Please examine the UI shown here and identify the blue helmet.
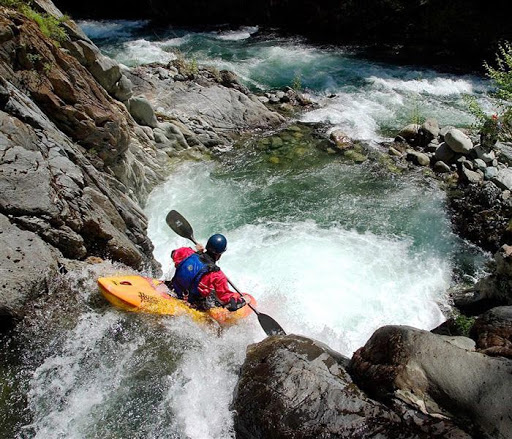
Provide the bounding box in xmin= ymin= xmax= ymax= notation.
xmin=206 ymin=234 xmax=227 ymax=255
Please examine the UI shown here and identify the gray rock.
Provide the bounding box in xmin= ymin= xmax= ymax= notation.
xmin=439 ymin=125 xmax=456 ymax=139
xmin=433 ymin=160 xmax=451 ymax=173
xmin=111 ymin=74 xmax=133 ymax=102
xmin=434 ymin=142 xmax=455 ymax=163
xmin=0 ymin=213 xmax=59 ymax=320
xmin=398 ymin=123 xmax=420 ymax=142
xmin=128 ymin=96 xmax=158 ymax=128
xmin=473 ymin=158 xmax=487 ymax=170
xmin=233 ymin=334 xmax=467 ymax=438
xmin=406 ymin=150 xmax=430 ymax=166
xmin=445 ymin=128 xmax=473 ymax=154
xmin=474 ymin=144 xmax=496 ymax=163
xmin=496 ymin=142 xmax=512 ymax=166
xmin=88 ymin=54 xmax=122 ymax=94
xmin=484 ymin=166 xmax=498 ymax=180
xmin=492 ymin=168 xmax=512 ymax=191
xmin=351 ymin=325 xmax=512 ymax=439
xmin=461 ymin=166 xmax=484 ymax=184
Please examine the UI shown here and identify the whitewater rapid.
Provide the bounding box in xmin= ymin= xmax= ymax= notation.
xmin=7 ymin=21 xmax=493 ymax=439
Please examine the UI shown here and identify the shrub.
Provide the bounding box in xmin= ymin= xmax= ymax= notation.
xmin=465 ymin=41 xmax=512 ymax=143
xmin=20 ymin=5 xmax=68 ymax=45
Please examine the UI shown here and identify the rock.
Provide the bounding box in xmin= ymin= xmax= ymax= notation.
xmin=128 ymin=95 xmax=158 ymax=128
xmin=330 ymin=129 xmax=353 ymax=151
xmin=406 ymin=150 xmax=430 ymax=166
xmin=492 ymin=168 xmax=512 ymax=191
xmin=445 ymin=128 xmax=473 ymax=154
xmin=433 ymin=160 xmax=451 ymax=173
xmin=258 ymin=96 xmax=269 ymax=104
xmin=233 ymin=334 xmax=467 ymax=438
xmin=495 ymin=142 xmax=512 ymax=166
xmin=439 ymin=125 xmax=456 ymax=139
xmin=471 ymin=306 xmax=512 ymax=358
xmin=388 ymin=146 xmax=403 ymax=157
xmin=434 ymin=142 xmax=455 ymax=163
xmin=88 ymin=54 xmax=122 ymax=94
xmin=398 ymin=123 xmax=419 ymax=144
xmin=350 ymin=325 xmax=512 ymax=439
xmin=418 ymin=118 xmax=439 ymax=146
xmin=474 ymin=144 xmax=496 ymax=163
xmin=0 ymin=213 xmax=59 ymax=323
xmin=484 ymin=166 xmax=498 ymax=180
xmin=473 ymin=158 xmax=487 ymax=170
xmin=111 ymin=74 xmax=133 ymax=102
xmin=461 ymin=166 xmax=483 ymax=184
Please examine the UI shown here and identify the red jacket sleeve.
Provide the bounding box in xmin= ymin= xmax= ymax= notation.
xmin=198 ymin=270 xmax=242 ymax=304
xmin=171 ymin=247 xmax=195 ymax=266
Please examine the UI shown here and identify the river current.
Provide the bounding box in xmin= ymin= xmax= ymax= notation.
xmin=0 ymin=21 xmax=493 ymax=438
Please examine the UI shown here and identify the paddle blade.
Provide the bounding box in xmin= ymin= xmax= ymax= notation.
xmin=166 ymin=210 xmax=195 ymax=242
xmin=257 ymin=312 xmax=286 ymax=336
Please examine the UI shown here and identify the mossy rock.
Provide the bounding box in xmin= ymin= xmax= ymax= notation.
xmin=343 ymin=149 xmax=367 ymax=163
xmin=268 ymin=156 xmax=280 ymax=164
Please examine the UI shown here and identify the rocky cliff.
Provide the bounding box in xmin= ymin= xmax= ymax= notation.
xmin=0 ymin=1 xmax=284 ymax=326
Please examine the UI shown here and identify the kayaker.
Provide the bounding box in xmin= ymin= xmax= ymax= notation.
xmin=170 ymin=233 xmax=247 ymax=312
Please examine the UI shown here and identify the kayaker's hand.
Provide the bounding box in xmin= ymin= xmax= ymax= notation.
xmin=195 ymin=243 xmax=205 ymax=253
xmin=226 ymin=296 xmax=246 ymax=312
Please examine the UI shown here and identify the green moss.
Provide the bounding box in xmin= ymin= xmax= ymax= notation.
xmin=454 ymin=314 xmax=475 ymax=337
xmin=20 ymin=5 xmax=68 ymax=45
xmin=343 ymin=149 xmax=367 ymax=163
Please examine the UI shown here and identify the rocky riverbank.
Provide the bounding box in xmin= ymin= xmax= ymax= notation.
xmin=2 ymin=2 xmax=512 ymax=438
xmin=0 ymin=0 xmax=285 ymax=326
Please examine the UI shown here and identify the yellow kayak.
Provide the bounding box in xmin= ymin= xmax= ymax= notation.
xmin=98 ymin=275 xmax=254 ymax=326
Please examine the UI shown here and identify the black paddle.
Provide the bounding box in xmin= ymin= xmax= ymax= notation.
xmin=165 ymin=210 xmax=286 ymax=336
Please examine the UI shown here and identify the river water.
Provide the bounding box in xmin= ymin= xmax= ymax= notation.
xmin=1 ymin=21 xmax=492 ymax=439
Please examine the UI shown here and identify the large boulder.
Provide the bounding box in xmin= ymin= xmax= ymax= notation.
xmin=444 ymin=128 xmax=473 ymax=154
xmin=0 ymin=213 xmax=59 ymax=325
xmin=471 ymin=306 xmax=512 ymax=358
xmin=233 ymin=334 xmax=470 ymax=438
xmin=350 ymin=325 xmax=512 ymax=439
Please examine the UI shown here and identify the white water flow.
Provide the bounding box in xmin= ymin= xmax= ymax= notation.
xmin=1 ymin=22 xmax=493 ymax=439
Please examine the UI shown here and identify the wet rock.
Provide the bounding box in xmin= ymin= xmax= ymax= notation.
xmin=406 ymin=150 xmax=430 ymax=166
xmin=330 ymin=129 xmax=353 ymax=151
xmin=434 ymin=142 xmax=455 ymax=163
xmin=0 ymin=213 xmax=59 ymax=322
xmin=233 ymin=334 xmax=467 ymax=439
xmin=398 ymin=123 xmax=419 ymax=144
xmin=471 ymin=306 xmax=512 ymax=358
xmin=350 ymin=325 xmax=512 ymax=439
xmin=433 ymin=160 xmax=451 ymax=173
xmin=445 ymin=128 xmax=473 ymax=154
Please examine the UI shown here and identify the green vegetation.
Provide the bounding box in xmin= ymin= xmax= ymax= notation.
xmin=454 ymin=314 xmax=475 ymax=337
xmin=465 ymin=41 xmax=512 ymax=143
xmin=0 ymin=0 xmax=68 ymax=46
xmin=172 ymin=49 xmax=199 ymax=77
xmin=291 ymin=73 xmax=302 ymax=91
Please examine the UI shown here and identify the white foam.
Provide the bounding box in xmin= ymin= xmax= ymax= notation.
xmin=215 ymin=26 xmax=259 ymax=41
xmin=116 ymin=39 xmax=177 ymax=66
xmin=368 ymin=76 xmax=475 ymax=96
xmin=146 ymin=161 xmax=450 ymax=356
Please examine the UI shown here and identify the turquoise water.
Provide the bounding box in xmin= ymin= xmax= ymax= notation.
xmin=0 ymin=22 xmax=491 ymax=439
